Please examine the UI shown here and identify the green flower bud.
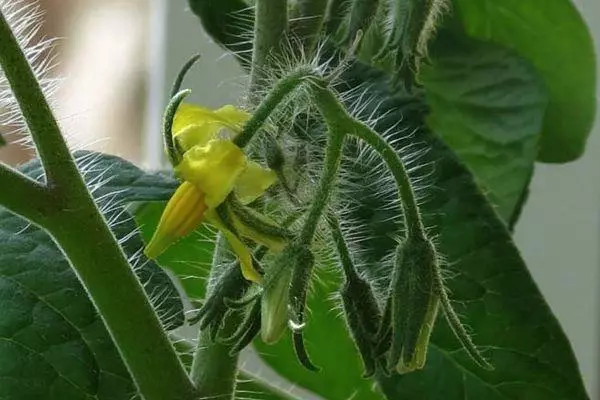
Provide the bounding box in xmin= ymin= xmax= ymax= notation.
xmin=388 ymin=235 xmax=440 ymax=373
xmin=261 ymin=244 xmax=312 ymax=344
xmin=261 ymin=265 xmax=292 ymax=344
xmin=341 ymin=276 xmax=382 ymax=377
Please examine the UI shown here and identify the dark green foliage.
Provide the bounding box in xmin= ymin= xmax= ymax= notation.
xmin=0 ymin=152 xmax=184 ymax=400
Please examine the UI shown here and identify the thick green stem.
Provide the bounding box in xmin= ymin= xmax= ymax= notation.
xmin=191 ymin=329 xmax=239 ymax=399
xmin=190 ymin=236 xmax=240 ymax=399
xmin=0 ymin=10 xmax=195 ymax=400
xmin=235 ymin=68 xmax=315 ymax=148
xmin=48 ymin=212 xmax=196 ymax=400
xmin=249 ymin=0 xmax=288 ymax=95
xmin=0 ymin=163 xmax=53 ymax=226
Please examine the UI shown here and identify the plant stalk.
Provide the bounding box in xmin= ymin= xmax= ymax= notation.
xmin=0 ymin=9 xmax=196 ymax=400
xmin=249 ymin=0 xmax=288 ymax=95
xmin=190 ymin=236 xmax=240 ymax=399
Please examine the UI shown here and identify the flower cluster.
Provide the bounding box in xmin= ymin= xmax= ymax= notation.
xmin=144 ymin=103 xmax=284 ymax=283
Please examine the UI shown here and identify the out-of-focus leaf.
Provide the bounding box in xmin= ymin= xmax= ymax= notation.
xmin=422 ymin=32 xmax=547 ymax=222
xmin=452 ymin=0 xmax=596 ymax=163
xmin=188 ymin=0 xmax=254 ymax=68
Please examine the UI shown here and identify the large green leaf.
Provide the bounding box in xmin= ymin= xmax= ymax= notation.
xmin=255 ymin=63 xmax=588 ymax=399
xmin=0 ymin=152 xmax=184 ymax=399
xmin=452 ymin=0 xmax=596 ymax=163
xmin=422 ymin=32 xmax=547 ymax=223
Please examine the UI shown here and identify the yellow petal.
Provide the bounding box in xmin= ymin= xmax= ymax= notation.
xmin=234 ymin=161 xmax=277 ymax=204
xmin=206 ymin=210 xmax=263 ymax=284
xmin=174 ymin=123 xmax=221 ymax=152
xmin=213 ymin=105 xmax=251 ymax=132
xmin=144 ymin=181 xmax=207 ymax=259
xmin=176 ymin=139 xmax=247 ymax=208
xmin=172 ymin=104 xmax=250 ymax=151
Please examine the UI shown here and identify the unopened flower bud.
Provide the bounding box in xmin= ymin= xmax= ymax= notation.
xmin=388 ymin=236 xmax=440 ymax=373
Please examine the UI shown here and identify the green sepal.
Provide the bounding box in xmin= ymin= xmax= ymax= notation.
xmin=189 ymin=261 xmax=250 ymax=329
xmin=293 ymin=330 xmax=321 ymax=372
xmin=220 ymin=298 xmax=262 ymax=354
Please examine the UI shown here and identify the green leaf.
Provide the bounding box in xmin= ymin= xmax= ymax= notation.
xmin=188 ymin=0 xmax=254 ymax=68
xmin=256 ymin=62 xmax=588 ymax=399
xmin=0 ymin=151 xmax=185 ymax=399
xmin=351 ymin=63 xmax=588 ymax=399
xmin=452 ymin=0 xmax=596 ymax=163
xmin=421 ymin=32 xmax=547 ymax=223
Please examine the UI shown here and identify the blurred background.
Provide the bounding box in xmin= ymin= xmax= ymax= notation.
xmin=0 ymin=0 xmax=598 ymax=397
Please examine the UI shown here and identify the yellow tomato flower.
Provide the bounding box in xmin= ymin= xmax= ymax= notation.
xmin=144 ymin=103 xmax=278 ymax=283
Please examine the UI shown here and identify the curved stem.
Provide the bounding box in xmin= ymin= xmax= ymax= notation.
xmin=348 ymin=119 xmax=425 ymax=237
xmin=163 ymin=89 xmax=191 ymax=166
xmin=0 ymin=10 xmax=196 ymax=400
xmin=309 ymin=83 xmax=425 ymax=238
xmin=235 ymin=68 xmax=314 ymax=148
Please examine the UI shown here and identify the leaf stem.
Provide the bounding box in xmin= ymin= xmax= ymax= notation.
xmin=0 ymin=162 xmax=52 ymax=226
xmin=0 ymin=10 xmax=196 ymax=400
xmin=47 ymin=212 xmax=197 ymax=400
xmin=249 ymin=0 xmax=288 ymax=95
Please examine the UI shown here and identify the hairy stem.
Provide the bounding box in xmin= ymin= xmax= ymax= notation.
xmin=48 ymin=212 xmax=196 ymax=400
xmin=310 ymin=83 xmax=425 ymax=238
xmin=190 ymin=236 xmax=240 ymax=399
xmin=349 ymin=119 xmax=425 ymax=237
xmin=298 ymin=85 xmax=349 ymax=244
xmin=327 ymin=213 xmax=360 ymax=282
xmin=0 ymin=10 xmax=195 ymax=400
xmin=0 ymin=11 xmax=76 ymax=189
xmin=235 ymin=68 xmax=314 ymax=148
xmin=249 ymin=0 xmax=288 ymax=95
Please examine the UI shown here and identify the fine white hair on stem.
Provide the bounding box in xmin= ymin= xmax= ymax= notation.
xmin=0 ymin=0 xmax=60 ymax=148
